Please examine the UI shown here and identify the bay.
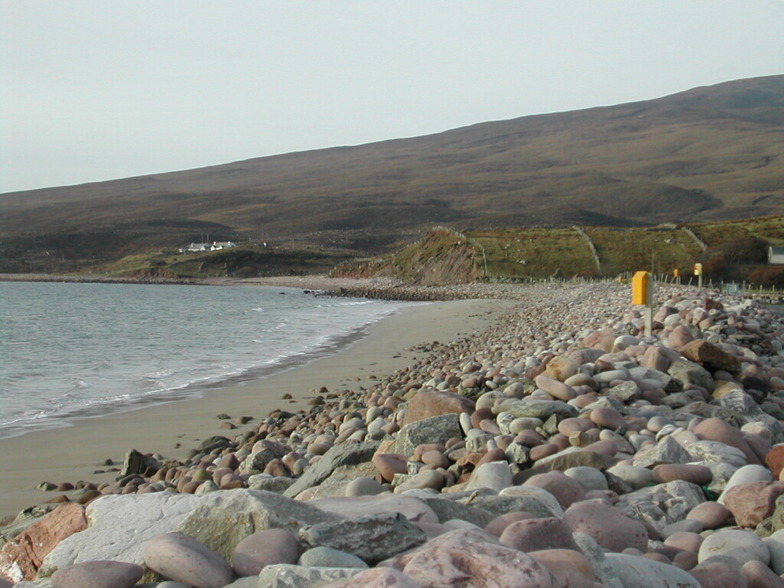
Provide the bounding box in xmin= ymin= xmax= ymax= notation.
xmin=0 ymin=281 xmax=412 ymax=439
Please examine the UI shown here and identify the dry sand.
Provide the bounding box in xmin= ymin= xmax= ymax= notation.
xmin=0 ymin=295 xmax=516 ymax=520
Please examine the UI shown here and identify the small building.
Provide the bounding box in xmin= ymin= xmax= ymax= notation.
xmin=769 ymin=246 xmax=784 ymax=264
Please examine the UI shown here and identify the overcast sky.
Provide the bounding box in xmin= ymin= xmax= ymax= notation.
xmin=2 ymin=1 xmax=783 ymax=193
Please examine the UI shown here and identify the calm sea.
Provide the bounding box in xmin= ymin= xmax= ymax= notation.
xmin=0 ymin=281 xmax=413 ymax=440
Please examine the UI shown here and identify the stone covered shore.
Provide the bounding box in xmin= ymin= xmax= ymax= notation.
xmin=3 ymin=280 xmax=784 ymax=587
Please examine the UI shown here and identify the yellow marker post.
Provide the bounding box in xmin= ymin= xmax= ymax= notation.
xmin=694 ymin=263 xmax=703 ymax=289
xmin=632 ymin=271 xmax=653 ymax=337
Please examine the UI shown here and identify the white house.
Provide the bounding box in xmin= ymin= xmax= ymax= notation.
xmin=769 ymin=246 xmax=784 ymax=264
xmin=180 ymin=241 xmax=237 ymax=253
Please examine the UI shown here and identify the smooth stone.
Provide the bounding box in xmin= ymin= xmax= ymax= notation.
xmin=663 ymin=531 xmax=703 ymax=554
xmin=529 ymin=549 xmax=598 ymax=588
xmin=686 ymin=501 xmax=730 ymax=529
xmin=563 ymin=499 xmax=648 ymax=553
xmin=694 ymin=418 xmax=760 ymax=466
xmin=372 ymin=453 xmax=408 ymax=482
xmin=465 ymin=461 xmax=513 ymax=493
xmin=232 ymin=528 xmax=301 ymax=577
xmin=344 ymin=477 xmax=385 ymax=497
xmin=606 ymin=464 xmax=653 ymax=490
xmin=524 ymin=471 xmax=585 ymax=509
xmin=484 ymin=512 xmax=537 ymax=537
xmin=310 ymin=494 xmax=439 ymax=524
xmin=564 ymin=466 xmax=608 ymax=491
xmin=651 ymin=464 xmax=712 ymax=486
xmin=698 ymin=529 xmax=770 ymax=566
xmin=590 ymin=407 xmax=627 ymax=432
xmin=660 ymin=519 xmax=704 ymax=539
xmin=499 ymin=517 xmax=579 ymax=552
xmin=742 ymin=559 xmax=784 ymax=588
xmin=50 ymin=560 xmax=143 ymax=588
xmin=604 ymin=553 xmax=702 ymax=588
xmin=298 ymin=546 xmax=368 ymax=569
xmin=685 ymin=556 xmax=746 ymax=588
xmin=765 ymin=529 xmax=784 ymax=574
xmin=143 ymin=532 xmax=236 ymax=588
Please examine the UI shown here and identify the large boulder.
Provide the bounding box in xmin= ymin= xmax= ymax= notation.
xmin=283 ymin=441 xmax=380 ymax=498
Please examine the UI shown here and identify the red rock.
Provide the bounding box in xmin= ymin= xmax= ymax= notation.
xmin=0 ymin=503 xmax=87 ymax=581
xmin=529 ymin=549 xmax=598 ymax=588
xmin=233 ymin=528 xmax=301 ymax=576
xmin=373 ymin=453 xmax=408 ymax=482
xmin=651 ymin=464 xmax=712 ymax=486
xmin=693 ymin=417 xmax=762 ymax=465
xmin=524 ymin=471 xmax=585 ymax=509
xmin=563 ymin=499 xmax=648 ymax=553
xmin=420 ymin=450 xmax=449 ymax=469
xmin=499 ymin=517 xmax=579 ymax=552
xmin=765 ymin=445 xmax=784 ymax=478
xmin=393 ymin=528 xmax=555 ymax=588
xmin=401 ymin=390 xmax=476 ymax=427
xmin=723 ymin=481 xmax=784 ymax=528
xmin=686 ymin=501 xmax=730 ymax=530
xmin=679 ymin=340 xmax=742 ymax=375
xmin=50 ymin=560 xmax=143 ymax=588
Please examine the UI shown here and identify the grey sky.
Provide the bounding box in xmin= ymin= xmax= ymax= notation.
xmin=3 ymin=1 xmax=783 ymax=193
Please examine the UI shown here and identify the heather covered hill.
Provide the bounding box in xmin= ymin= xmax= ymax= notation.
xmin=1 ymin=75 xmax=782 ymax=267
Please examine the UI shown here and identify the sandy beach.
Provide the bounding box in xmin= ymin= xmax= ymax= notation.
xmin=0 ymin=294 xmax=515 ymax=520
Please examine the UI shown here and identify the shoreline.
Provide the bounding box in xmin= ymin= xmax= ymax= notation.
xmin=0 ymin=294 xmax=516 ymax=520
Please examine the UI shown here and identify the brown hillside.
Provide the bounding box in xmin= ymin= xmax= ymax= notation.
xmin=1 ymin=75 xmax=782 ymax=267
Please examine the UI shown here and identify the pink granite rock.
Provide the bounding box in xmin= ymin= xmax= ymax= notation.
xmin=0 ymin=503 xmax=87 ymax=581
xmin=765 ymin=445 xmax=784 ymax=479
xmin=664 ymin=532 xmax=703 ymax=554
xmin=50 ymin=560 xmax=143 ymax=588
xmin=679 ymin=340 xmax=742 ymax=375
xmin=401 ymin=390 xmax=476 ymax=427
xmin=499 ymin=517 xmax=579 ymax=552
xmin=563 ymin=499 xmax=648 ymax=553
xmin=723 ymin=481 xmax=784 ymax=528
xmin=529 ymin=549 xmax=598 ymax=588
xmin=392 ymin=528 xmax=556 ymax=588
xmin=232 ymin=528 xmax=301 ymax=576
xmin=143 ymin=532 xmax=235 ymax=588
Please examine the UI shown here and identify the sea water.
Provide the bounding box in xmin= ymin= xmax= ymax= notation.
xmin=0 ymin=281 xmax=413 ymax=440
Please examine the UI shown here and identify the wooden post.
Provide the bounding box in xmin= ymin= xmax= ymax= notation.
xmin=633 ymin=271 xmax=653 ymax=337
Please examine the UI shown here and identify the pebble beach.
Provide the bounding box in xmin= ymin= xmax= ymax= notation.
xmin=3 ymin=278 xmax=784 ymax=588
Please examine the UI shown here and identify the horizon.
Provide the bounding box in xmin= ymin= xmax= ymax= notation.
xmin=3 ymin=1 xmax=783 ymax=194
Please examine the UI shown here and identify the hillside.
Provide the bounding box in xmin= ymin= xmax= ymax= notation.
xmin=1 ymin=75 xmax=783 ymax=271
